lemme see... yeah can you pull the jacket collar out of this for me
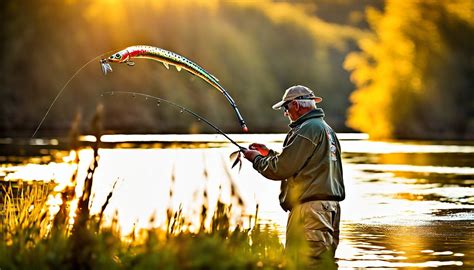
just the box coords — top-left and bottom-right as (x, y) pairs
(289, 108), (325, 128)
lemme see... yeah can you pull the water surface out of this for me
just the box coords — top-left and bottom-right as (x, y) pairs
(1, 134), (473, 268)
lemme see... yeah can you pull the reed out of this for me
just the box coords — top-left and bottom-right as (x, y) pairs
(0, 168), (288, 268)
(0, 181), (53, 244)
(0, 181), (288, 269)
(0, 106), (295, 269)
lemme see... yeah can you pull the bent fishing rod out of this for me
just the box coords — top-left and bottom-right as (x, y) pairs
(101, 91), (246, 151)
(33, 45), (248, 138)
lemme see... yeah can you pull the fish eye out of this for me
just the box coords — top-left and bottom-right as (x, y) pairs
(115, 53), (121, 58)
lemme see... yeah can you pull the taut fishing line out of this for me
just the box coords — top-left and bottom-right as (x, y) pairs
(32, 50), (114, 138)
(101, 91), (246, 152)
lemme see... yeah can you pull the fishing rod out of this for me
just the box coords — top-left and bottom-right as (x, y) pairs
(101, 91), (246, 151)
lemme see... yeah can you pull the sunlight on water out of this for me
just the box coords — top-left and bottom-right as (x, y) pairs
(353, 163), (474, 175)
(81, 132), (367, 143)
(1, 134), (473, 268)
(341, 140), (474, 153)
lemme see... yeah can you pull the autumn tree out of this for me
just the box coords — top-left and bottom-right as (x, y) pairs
(344, 0), (474, 139)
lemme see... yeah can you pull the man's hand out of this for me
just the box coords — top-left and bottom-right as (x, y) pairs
(249, 143), (270, 156)
(243, 149), (261, 162)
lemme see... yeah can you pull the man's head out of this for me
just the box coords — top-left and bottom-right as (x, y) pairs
(272, 85), (322, 121)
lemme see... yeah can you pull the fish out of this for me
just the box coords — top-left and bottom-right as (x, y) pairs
(100, 45), (248, 132)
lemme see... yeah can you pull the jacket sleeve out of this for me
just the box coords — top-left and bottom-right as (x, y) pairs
(252, 133), (317, 180)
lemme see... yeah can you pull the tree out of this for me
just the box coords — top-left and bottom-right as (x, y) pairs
(344, 0), (474, 139)
(1, 0), (368, 136)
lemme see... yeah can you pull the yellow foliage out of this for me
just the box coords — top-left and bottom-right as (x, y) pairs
(345, 0), (474, 139)
(445, 0), (474, 26)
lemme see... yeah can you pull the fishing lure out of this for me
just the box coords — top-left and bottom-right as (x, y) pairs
(100, 45), (248, 132)
(102, 91), (246, 170)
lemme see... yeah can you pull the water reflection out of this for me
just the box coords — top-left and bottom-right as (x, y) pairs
(339, 222), (471, 268)
(1, 135), (473, 268)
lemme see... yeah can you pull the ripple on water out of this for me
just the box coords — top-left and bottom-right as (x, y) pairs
(338, 221), (474, 268)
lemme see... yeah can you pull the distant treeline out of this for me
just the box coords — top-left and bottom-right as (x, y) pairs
(1, 0), (472, 139)
(0, 0), (369, 136)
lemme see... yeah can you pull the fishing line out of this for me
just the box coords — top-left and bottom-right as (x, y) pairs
(32, 50), (114, 138)
(101, 45), (248, 132)
(101, 91), (246, 151)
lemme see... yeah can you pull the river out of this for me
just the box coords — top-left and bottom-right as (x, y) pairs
(1, 134), (473, 268)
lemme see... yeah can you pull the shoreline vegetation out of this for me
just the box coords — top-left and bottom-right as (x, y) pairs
(0, 110), (316, 270)
(0, 177), (290, 269)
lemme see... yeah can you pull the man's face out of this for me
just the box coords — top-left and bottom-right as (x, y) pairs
(283, 100), (299, 122)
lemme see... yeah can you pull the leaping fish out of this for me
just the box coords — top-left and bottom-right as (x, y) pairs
(100, 45), (248, 132)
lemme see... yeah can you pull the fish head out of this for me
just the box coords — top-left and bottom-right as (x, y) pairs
(107, 49), (130, 63)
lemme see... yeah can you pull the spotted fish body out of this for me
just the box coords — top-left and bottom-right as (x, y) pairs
(103, 45), (248, 132)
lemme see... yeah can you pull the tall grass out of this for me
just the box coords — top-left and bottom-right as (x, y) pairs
(0, 181), (53, 245)
(0, 181), (289, 269)
(0, 107), (301, 269)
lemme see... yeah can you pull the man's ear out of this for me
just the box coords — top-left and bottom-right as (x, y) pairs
(293, 100), (299, 111)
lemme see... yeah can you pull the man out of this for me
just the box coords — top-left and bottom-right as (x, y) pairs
(243, 85), (345, 268)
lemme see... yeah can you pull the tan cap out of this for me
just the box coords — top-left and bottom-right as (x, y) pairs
(272, 85), (322, 110)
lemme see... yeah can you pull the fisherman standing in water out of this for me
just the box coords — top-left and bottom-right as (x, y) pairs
(243, 85), (345, 268)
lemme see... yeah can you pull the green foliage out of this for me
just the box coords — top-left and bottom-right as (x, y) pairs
(0, 0), (367, 136)
(344, 0), (474, 139)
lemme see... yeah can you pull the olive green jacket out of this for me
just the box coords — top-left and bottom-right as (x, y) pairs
(253, 108), (345, 211)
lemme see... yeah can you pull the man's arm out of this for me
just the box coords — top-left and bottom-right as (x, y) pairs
(244, 134), (316, 180)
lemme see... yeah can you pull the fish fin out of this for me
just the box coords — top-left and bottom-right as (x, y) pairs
(163, 62), (169, 69)
(175, 66), (182, 72)
(126, 60), (135, 66)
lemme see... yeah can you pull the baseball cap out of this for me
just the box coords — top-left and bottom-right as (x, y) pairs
(272, 85), (322, 110)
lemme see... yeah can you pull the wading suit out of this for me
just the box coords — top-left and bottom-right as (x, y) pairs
(251, 108), (345, 266)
